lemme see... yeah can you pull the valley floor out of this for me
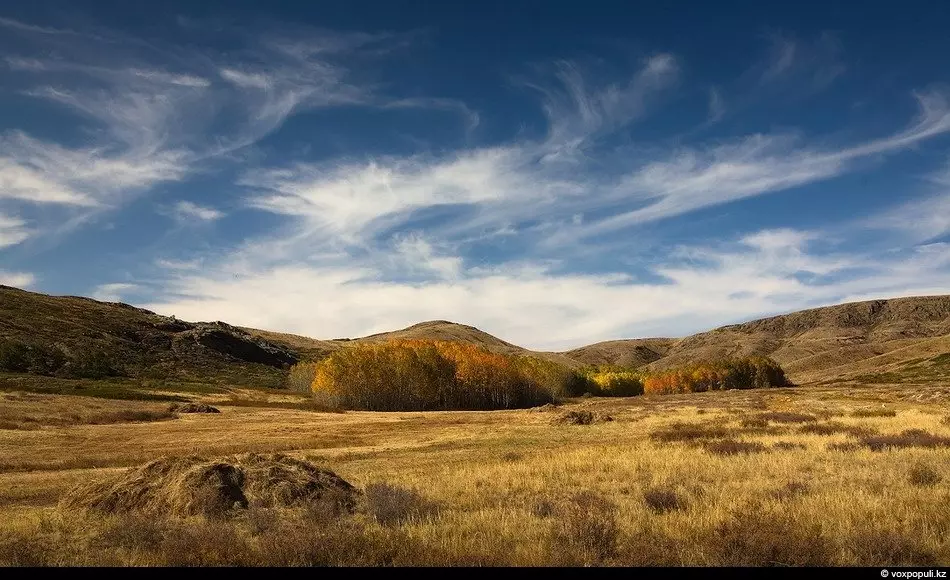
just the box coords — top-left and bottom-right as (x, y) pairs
(2, 382), (950, 566)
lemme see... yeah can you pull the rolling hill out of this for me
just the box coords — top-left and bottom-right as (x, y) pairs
(3, 284), (950, 387)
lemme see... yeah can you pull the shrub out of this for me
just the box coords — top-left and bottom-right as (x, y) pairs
(708, 503), (832, 566)
(0, 339), (30, 372)
(908, 463), (941, 486)
(846, 526), (938, 566)
(549, 492), (619, 565)
(643, 487), (686, 514)
(64, 350), (124, 379)
(703, 439), (769, 456)
(0, 339), (67, 375)
(860, 429), (950, 451)
(363, 483), (440, 526)
(799, 421), (876, 438)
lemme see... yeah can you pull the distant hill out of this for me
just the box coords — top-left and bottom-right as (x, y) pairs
(3, 284), (950, 387)
(563, 338), (675, 368)
(0, 285), (297, 387)
(630, 296), (950, 383)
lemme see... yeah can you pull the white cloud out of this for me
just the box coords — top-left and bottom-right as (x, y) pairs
(0, 17), (433, 246)
(144, 226), (950, 350)
(866, 191), (950, 243)
(92, 282), (140, 302)
(156, 258), (202, 271)
(243, 147), (554, 243)
(571, 89), (950, 239)
(392, 234), (462, 280)
(0, 271), (35, 288)
(528, 54), (679, 160)
(170, 201), (225, 222)
(757, 32), (845, 91)
(0, 213), (31, 248)
(0, 132), (185, 207)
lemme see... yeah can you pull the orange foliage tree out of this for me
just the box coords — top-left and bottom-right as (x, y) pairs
(311, 340), (576, 411)
(641, 356), (788, 395)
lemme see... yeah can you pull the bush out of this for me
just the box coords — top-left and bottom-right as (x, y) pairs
(703, 439), (769, 456)
(0, 339), (30, 372)
(0, 339), (67, 375)
(312, 340), (561, 411)
(908, 463), (941, 486)
(363, 483), (440, 526)
(64, 350), (124, 379)
(708, 503), (832, 566)
(549, 492), (619, 565)
(643, 487), (686, 514)
(860, 429), (950, 451)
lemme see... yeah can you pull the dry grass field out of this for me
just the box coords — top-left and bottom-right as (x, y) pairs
(2, 381), (950, 566)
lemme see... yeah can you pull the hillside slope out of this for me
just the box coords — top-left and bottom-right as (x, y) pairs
(642, 296), (950, 382)
(0, 285), (297, 387)
(563, 338), (675, 368)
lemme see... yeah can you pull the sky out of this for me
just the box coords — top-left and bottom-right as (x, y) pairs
(2, 1), (950, 350)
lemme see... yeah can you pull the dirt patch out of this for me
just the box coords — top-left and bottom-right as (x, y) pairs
(552, 410), (613, 425)
(170, 403), (220, 414)
(59, 453), (358, 518)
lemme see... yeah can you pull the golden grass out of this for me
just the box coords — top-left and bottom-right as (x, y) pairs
(2, 382), (950, 565)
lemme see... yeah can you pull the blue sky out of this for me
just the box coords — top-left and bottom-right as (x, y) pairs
(2, 1), (950, 350)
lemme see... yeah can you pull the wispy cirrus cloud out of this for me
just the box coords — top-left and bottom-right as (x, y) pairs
(0, 213), (30, 248)
(240, 85), (950, 254)
(525, 54), (679, 161)
(0, 16), (464, 249)
(167, 201), (225, 223)
(756, 31), (846, 92)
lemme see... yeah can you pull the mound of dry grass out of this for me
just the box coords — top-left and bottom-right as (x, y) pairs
(552, 410), (613, 425)
(170, 403), (220, 414)
(59, 453), (358, 518)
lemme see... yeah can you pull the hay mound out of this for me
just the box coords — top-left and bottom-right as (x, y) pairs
(60, 453), (357, 518)
(553, 410), (614, 425)
(170, 403), (220, 414)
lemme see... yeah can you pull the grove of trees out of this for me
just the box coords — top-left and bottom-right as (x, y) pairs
(299, 339), (790, 411)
